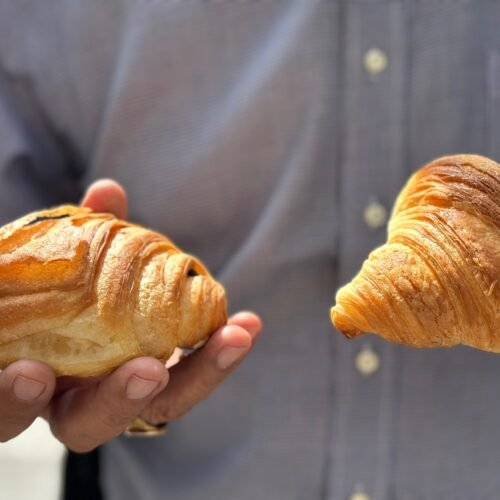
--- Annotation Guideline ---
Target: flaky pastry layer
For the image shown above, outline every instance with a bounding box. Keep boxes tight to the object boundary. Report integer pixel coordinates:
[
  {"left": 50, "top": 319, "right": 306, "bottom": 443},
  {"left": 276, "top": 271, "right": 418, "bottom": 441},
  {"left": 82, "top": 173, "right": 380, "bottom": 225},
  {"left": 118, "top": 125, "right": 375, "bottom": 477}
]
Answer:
[
  {"left": 0, "top": 206, "right": 227, "bottom": 375},
  {"left": 331, "top": 154, "right": 499, "bottom": 351}
]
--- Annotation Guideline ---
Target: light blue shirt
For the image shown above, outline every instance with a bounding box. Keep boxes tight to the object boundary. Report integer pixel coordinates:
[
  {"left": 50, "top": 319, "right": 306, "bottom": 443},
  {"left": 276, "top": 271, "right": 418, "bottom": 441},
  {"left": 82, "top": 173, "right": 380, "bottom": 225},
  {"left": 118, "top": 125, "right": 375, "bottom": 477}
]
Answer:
[{"left": 1, "top": 1, "right": 500, "bottom": 499}]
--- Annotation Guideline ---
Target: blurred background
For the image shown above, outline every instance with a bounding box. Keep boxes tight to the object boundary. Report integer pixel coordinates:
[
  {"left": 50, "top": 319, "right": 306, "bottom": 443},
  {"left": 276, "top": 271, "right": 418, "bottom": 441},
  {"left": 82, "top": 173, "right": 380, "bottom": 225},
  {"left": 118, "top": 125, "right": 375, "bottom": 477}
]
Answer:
[{"left": 0, "top": 418, "right": 65, "bottom": 499}]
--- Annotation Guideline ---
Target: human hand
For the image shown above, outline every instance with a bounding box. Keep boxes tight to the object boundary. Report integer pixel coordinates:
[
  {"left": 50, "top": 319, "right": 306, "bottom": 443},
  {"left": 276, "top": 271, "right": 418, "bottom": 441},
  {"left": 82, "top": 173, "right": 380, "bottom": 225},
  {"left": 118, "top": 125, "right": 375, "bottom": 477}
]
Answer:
[{"left": 0, "top": 179, "right": 261, "bottom": 451}]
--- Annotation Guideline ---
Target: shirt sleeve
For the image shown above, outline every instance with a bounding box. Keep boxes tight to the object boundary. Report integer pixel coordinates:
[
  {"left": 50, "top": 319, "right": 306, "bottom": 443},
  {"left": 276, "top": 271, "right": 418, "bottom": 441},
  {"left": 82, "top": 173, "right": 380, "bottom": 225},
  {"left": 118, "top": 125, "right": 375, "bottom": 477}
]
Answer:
[{"left": 0, "top": 69, "right": 83, "bottom": 225}]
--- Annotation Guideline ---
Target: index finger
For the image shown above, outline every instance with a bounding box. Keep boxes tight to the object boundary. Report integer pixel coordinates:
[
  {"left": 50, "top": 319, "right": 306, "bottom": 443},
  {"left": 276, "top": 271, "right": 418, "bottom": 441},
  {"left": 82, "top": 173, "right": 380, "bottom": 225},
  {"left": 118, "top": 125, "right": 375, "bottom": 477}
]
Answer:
[
  {"left": 49, "top": 358, "right": 168, "bottom": 453},
  {"left": 140, "top": 312, "right": 262, "bottom": 425}
]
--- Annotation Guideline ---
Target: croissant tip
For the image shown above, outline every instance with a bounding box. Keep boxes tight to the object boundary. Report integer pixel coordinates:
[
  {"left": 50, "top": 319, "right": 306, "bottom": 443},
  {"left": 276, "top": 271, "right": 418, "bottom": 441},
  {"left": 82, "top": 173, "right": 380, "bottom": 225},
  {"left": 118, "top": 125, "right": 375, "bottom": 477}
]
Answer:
[
  {"left": 330, "top": 306, "right": 365, "bottom": 339},
  {"left": 329, "top": 153, "right": 500, "bottom": 351}
]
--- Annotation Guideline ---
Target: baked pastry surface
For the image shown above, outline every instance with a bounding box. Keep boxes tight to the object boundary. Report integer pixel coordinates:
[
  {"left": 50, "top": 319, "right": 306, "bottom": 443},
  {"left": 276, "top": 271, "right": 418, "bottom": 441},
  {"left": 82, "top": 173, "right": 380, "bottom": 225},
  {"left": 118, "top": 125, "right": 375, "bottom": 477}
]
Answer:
[
  {"left": 331, "top": 155, "right": 499, "bottom": 351},
  {"left": 0, "top": 206, "right": 227, "bottom": 375}
]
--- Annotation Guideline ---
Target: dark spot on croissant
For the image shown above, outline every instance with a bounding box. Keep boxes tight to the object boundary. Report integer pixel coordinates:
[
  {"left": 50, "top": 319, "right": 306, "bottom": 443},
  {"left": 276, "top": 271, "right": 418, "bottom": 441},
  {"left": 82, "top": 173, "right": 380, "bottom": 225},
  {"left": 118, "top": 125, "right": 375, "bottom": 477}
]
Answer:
[
  {"left": 24, "top": 214, "right": 70, "bottom": 227},
  {"left": 187, "top": 269, "right": 199, "bottom": 277}
]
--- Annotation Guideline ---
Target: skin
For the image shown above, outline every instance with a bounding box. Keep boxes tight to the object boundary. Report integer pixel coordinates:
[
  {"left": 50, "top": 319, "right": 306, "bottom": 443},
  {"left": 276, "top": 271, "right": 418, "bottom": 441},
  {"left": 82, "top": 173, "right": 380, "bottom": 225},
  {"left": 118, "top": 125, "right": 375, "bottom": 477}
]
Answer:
[{"left": 0, "top": 179, "right": 262, "bottom": 452}]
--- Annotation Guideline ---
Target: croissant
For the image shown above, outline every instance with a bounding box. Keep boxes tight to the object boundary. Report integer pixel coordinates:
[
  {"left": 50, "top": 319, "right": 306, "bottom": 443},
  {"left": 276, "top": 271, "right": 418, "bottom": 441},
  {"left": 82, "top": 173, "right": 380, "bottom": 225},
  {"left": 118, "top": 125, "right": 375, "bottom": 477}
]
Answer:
[
  {"left": 0, "top": 205, "right": 227, "bottom": 376},
  {"left": 331, "top": 154, "right": 500, "bottom": 351}
]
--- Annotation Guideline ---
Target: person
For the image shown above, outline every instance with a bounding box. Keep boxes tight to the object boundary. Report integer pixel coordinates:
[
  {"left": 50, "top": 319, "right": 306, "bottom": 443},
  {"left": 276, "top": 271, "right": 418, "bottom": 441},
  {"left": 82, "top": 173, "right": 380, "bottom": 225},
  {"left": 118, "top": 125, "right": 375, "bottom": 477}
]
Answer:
[{"left": 0, "top": 1, "right": 499, "bottom": 499}]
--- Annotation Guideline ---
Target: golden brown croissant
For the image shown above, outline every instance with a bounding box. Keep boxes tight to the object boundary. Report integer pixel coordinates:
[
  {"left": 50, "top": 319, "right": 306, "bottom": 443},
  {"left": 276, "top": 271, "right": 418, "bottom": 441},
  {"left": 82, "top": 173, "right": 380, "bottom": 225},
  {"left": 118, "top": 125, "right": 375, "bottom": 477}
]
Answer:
[
  {"left": 0, "top": 205, "right": 227, "bottom": 376},
  {"left": 331, "top": 154, "right": 500, "bottom": 351}
]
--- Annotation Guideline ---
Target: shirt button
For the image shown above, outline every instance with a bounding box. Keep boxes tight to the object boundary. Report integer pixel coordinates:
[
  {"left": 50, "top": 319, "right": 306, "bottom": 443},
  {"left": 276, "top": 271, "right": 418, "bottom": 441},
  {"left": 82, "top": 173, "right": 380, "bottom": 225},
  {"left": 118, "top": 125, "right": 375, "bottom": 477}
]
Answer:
[
  {"left": 363, "top": 201, "right": 388, "bottom": 229},
  {"left": 349, "top": 492, "right": 371, "bottom": 500},
  {"left": 355, "top": 346, "right": 380, "bottom": 376},
  {"left": 363, "top": 48, "right": 388, "bottom": 75}
]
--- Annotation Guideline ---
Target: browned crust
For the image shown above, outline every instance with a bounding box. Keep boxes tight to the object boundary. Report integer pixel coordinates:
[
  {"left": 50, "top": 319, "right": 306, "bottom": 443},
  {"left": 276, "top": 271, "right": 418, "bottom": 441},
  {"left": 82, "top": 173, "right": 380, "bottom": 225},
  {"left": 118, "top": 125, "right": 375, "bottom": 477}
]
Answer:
[
  {"left": 0, "top": 205, "right": 227, "bottom": 375},
  {"left": 331, "top": 154, "right": 500, "bottom": 351}
]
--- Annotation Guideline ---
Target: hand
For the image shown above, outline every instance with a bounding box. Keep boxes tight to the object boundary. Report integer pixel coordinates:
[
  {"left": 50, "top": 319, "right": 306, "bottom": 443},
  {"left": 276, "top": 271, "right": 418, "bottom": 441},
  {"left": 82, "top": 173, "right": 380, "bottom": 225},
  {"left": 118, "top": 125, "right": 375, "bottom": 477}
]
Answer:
[{"left": 0, "top": 180, "right": 261, "bottom": 451}]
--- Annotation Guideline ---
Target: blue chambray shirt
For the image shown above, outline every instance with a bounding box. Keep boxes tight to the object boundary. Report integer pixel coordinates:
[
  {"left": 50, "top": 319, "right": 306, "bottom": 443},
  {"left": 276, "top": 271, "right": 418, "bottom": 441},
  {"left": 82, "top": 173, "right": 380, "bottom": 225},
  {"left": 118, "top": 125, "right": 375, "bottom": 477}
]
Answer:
[{"left": 0, "top": 1, "right": 500, "bottom": 499}]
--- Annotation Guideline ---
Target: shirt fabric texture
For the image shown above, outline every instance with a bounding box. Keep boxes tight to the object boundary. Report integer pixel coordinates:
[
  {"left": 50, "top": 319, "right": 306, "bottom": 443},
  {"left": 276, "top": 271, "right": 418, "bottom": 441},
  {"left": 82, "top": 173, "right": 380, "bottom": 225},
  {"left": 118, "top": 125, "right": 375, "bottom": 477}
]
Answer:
[{"left": 0, "top": 1, "right": 500, "bottom": 499}]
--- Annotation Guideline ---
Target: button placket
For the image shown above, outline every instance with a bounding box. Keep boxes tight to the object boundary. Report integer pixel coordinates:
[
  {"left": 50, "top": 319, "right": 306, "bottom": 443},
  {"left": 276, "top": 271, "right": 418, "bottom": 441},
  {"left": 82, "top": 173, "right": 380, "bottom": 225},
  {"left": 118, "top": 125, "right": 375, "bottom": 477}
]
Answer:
[
  {"left": 349, "top": 492, "right": 371, "bottom": 500},
  {"left": 363, "top": 201, "right": 388, "bottom": 230},
  {"left": 355, "top": 345, "right": 380, "bottom": 376},
  {"left": 363, "top": 48, "right": 388, "bottom": 76},
  {"left": 328, "top": 2, "right": 409, "bottom": 499}
]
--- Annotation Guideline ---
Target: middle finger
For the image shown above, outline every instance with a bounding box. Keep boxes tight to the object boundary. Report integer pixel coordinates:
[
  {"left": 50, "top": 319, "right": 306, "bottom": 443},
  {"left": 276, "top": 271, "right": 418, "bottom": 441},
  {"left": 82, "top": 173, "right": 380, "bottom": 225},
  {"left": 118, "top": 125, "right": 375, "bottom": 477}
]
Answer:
[{"left": 49, "top": 357, "right": 168, "bottom": 452}]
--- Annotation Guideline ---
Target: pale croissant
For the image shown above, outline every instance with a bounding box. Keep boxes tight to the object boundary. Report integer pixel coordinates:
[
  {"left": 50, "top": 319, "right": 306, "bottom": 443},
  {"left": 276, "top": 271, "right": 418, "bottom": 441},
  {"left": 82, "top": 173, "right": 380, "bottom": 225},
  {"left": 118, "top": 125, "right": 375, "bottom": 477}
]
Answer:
[
  {"left": 0, "top": 206, "right": 227, "bottom": 376},
  {"left": 331, "top": 154, "right": 499, "bottom": 351}
]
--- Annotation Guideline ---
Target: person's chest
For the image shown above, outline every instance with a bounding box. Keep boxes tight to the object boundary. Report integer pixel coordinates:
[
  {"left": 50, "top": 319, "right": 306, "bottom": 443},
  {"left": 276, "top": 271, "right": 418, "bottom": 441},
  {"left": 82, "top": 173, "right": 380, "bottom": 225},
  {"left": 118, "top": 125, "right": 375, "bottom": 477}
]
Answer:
[
  {"left": 2, "top": 2, "right": 500, "bottom": 499},
  {"left": 1, "top": 1, "right": 500, "bottom": 271}
]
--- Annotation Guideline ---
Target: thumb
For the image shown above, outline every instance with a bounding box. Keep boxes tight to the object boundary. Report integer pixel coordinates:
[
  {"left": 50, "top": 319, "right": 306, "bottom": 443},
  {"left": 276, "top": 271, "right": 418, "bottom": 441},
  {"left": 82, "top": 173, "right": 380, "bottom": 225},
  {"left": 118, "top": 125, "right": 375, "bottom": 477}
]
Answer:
[{"left": 80, "top": 179, "right": 128, "bottom": 219}]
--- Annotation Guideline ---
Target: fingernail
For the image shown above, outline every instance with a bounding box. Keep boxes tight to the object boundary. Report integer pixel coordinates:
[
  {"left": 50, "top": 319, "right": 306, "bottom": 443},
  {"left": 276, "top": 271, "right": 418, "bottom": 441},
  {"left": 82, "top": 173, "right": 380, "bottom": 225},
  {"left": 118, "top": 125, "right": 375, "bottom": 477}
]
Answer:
[
  {"left": 13, "top": 376, "right": 46, "bottom": 401},
  {"left": 216, "top": 347, "right": 248, "bottom": 370},
  {"left": 126, "top": 375, "right": 160, "bottom": 400}
]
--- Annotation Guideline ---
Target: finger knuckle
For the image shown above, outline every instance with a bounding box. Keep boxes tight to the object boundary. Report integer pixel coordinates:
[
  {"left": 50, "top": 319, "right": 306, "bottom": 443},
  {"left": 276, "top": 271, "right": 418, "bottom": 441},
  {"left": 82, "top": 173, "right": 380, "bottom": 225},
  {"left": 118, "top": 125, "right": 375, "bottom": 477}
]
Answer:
[
  {"left": 149, "top": 402, "right": 181, "bottom": 423},
  {"left": 0, "top": 433, "right": 16, "bottom": 444},
  {"left": 66, "top": 440, "right": 97, "bottom": 454},
  {"left": 51, "top": 411, "right": 132, "bottom": 452},
  {"left": 64, "top": 431, "right": 100, "bottom": 453},
  {"left": 51, "top": 424, "right": 97, "bottom": 453},
  {"left": 103, "top": 410, "right": 135, "bottom": 430},
  {"left": 0, "top": 415, "right": 32, "bottom": 442},
  {"left": 148, "top": 378, "right": 215, "bottom": 423},
  {"left": 1, "top": 414, "right": 26, "bottom": 428}
]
